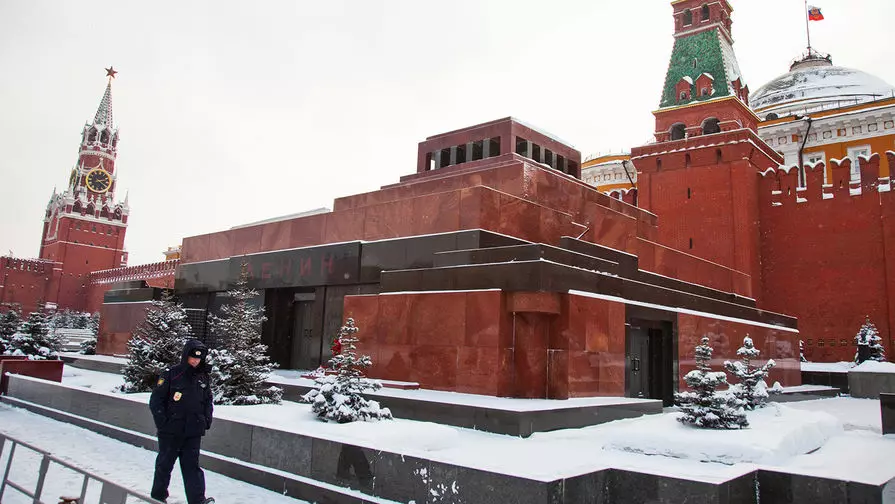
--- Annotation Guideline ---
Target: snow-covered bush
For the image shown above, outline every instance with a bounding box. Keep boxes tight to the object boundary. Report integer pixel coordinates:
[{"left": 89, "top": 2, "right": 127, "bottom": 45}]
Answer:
[
  {"left": 121, "top": 291, "right": 191, "bottom": 393},
  {"left": 302, "top": 318, "right": 392, "bottom": 423},
  {"left": 79, "top": 336, "right": 97, "bottom": 355},
  {"left": 675, "top": 336, "right": 748, "bottom": 429},
  {"left": 206, "top": 263, "right": 282, "bottom": 405},
  {"left": 6, "top": 309, "right": 60, "bottom": 360},
  {"left": 0, "top": 306, "right": 22, "bottom": 354},
  {"left": 854, "top": 316, "right": 886, "bottom": 364},
  {"left": 724, "top": 335, "right": 776, "bottom": 410},
  {"left": 79, "top": 313, "right": 99, "bottom": 355}
]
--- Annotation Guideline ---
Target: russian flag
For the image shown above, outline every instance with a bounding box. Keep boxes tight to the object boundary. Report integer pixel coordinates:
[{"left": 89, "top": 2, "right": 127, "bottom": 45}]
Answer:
[{"left": 808, "top": 6, "right": 825, "bottom": 21}]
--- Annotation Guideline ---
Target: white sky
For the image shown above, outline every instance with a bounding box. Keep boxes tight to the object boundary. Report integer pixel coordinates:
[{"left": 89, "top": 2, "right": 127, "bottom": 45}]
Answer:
[{"left": 1, "top": 0, "right": 893, "bottom": 266}]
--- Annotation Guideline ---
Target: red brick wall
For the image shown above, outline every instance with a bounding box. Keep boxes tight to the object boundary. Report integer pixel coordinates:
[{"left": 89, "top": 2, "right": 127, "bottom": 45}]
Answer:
[
  {"left": 653, "top": 98, "right": 758, "bottom": 143},
  {"left": 759, "top": 154, "right": 895, "bottom": 362},
  {"left": 0, "top": 258, "right": 55, "bottom": 314},
  {"left": 634, "top": 131, "right": 782, "bottom": 301}
]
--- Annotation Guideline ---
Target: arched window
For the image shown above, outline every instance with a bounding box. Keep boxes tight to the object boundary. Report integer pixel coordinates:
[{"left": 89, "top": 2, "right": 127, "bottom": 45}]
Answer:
[
  {"left": 100, "top": 130, "right": 110, "bottom": 144},
  {"left": 670, "top": 124, "right": 686, "bottom": 141},
  {"left": 73, "top": 201, "right": 82, "bottom": 214},
  {"left": 683, "top": 9, "right": 693, "bottom": 25},
  {"left": 702, "top": 117, "right": 721, "bottom": 135},
  {"left": 680, "top": 91, "right": 689, "bottom": 101},
  {"left": 87, "top": 128, "right": 98, "bottom": 143},
  {"left": 701, "top": 87, "right": 709, "bottom": 97},
  {"left": 701, "top": 4, "right": 710, "bottom": 21},
  {"left": 765, "top": 113, "right": 779, "bottom": 121}
]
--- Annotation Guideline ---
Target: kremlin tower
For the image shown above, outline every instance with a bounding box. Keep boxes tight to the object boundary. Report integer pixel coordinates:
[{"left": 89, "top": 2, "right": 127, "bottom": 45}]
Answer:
[
  {"left": 1, "top": 69, "right": 130, "bottom": 314},
  {"left": 630, "top": 0, "right": 780, "bottom": 302}
]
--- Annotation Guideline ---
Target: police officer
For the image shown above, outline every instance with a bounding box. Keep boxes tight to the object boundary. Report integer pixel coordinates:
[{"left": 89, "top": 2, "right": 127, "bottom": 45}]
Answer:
[{"left": 149, "top": 339, "right": 215, "bottom": 504}]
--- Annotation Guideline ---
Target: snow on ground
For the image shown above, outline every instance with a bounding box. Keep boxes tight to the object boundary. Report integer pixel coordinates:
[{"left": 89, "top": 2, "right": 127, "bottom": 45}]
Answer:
[
  {"left": 53, "top": 369, "right": 895, "bottom": 485},
  {"left": 800, "top": 361, "right": 855, "bottom": 373},
  {"left": 787, "top": 396, "right": 883, "bottom": 433},
  {"left": 270, "top": 369, "right": 651, "bottom": 412},
  {"left": 852, "top": 360, "right": 895, "bottom": 373},
  {"left": 601, "top": 403, "right": 839, "bottom": 465},
  {"left": 62, "top": 365, "right": 126, "bottom": 392},
  {"left": 0, "top": 404, "right": 309, "bottom": 504}
]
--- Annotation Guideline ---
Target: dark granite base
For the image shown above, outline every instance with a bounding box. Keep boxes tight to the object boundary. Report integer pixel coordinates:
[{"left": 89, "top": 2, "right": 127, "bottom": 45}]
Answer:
[
  {"left": 849, "top": 371, "right": 895, "bottom": 399},
  {"left": 882, "top": 393, "right": 895, "bottom": 435},
  {"left": 277, "top": 381, "right": 663, "bottom": 437},
  {"left": 770, "top": 386, "right": 840, "bottom": 403},
  {"left": 5, "top": 376, "right": 895, "bottom": 504},
  {"left": 757, "top": 470, "right": 894, "bottom": 504},
  {"left": 802, "top": 370, "right": 850, "bottom": 395}
]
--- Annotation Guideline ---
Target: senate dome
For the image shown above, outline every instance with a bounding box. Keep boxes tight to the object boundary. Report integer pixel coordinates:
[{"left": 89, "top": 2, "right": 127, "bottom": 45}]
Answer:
[{"left": 750, "top": 50, "right": 895, "bottom": 119}]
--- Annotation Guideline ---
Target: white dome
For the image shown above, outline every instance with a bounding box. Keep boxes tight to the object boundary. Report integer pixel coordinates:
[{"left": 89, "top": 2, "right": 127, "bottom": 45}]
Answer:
[{"left": 751, "top": 53, "right": 895, "bottom": 119}]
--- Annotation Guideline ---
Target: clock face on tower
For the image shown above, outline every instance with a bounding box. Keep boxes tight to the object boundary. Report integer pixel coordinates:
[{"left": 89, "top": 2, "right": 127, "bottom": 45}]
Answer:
[{"left": 86, "top": 168, "right": 112, "bottom": 193}]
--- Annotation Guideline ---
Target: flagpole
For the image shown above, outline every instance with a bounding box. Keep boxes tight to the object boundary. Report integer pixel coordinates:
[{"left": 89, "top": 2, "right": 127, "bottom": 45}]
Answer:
[{"left": 805, "top": 0, "right": 812, "bottom": 51}]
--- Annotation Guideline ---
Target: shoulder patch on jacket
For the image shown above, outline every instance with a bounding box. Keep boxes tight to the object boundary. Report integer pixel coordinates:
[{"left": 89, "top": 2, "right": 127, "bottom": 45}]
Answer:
[{"left": 157, "top": 378, "right": 165, "bottom": 386}]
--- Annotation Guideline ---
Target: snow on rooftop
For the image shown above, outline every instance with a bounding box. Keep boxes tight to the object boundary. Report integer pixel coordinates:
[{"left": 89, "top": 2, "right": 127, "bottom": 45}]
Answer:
[
  {"left": 230, "top": 207, "right": 331, "bottom": 230},
  {"left": 752, "top": 59, "right": 895, "bottom": 117}
]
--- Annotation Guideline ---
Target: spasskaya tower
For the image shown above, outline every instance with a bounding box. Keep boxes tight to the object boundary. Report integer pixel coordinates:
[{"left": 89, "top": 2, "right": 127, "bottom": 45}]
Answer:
[{"left": 37, "top": 67, "right": 131, "bottom": 311}]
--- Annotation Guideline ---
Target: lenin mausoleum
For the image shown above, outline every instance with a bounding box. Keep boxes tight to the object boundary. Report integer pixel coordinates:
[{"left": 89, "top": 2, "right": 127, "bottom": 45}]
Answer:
[{"left": 5, "top": 0, "right": 895, "bottom": 403}]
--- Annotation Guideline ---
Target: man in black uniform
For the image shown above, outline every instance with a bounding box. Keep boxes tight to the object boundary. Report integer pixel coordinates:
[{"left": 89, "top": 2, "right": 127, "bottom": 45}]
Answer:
[{"left": 149, "top": 339, "right": 215, "bottom": 504}]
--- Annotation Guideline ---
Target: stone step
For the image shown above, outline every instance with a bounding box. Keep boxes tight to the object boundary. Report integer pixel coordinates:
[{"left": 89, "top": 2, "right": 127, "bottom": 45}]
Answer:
[
  {"left": 432, "top": 243, "right": 620, "bottom": 275},
  {"left": 5, "top": 375, "right": 893, "bottom": 504}
]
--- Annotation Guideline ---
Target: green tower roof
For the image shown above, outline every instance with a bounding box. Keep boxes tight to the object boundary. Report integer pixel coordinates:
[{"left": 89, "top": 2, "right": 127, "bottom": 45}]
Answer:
[{"left": 659, "top": 29, "right": 743, "bottom": 109}]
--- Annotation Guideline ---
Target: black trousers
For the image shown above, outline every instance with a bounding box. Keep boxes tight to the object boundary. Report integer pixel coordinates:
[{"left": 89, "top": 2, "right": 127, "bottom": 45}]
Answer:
[{"left": 151, "top": 434, "right": 205, "bottom": 504}]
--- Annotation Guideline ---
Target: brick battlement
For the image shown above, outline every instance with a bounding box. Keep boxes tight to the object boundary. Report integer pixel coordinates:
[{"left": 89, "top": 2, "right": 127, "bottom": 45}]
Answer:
[
  {"left": 89, "top": 260, "right": 179, "bottom": 286},
  {"left": 1, "top": 257, "right": 54, "bottom": 274},
  {"left": 631, "top": 128, "right": 783, "bottom": 167},
  {"left": 761, "top": 152, "right": 895, "bottom": 207}
]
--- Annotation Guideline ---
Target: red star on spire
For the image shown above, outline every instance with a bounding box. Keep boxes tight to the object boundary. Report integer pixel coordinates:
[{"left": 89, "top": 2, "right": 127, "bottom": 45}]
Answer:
[{"left": 105, "top": 66, "right": 118, "bottom": 79}]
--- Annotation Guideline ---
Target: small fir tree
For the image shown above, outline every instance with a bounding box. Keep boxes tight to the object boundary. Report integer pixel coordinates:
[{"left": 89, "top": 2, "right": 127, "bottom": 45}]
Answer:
[
  {"left": 7, "top": 308, "right": 60, "bottom": 360},
  {"left": 206, "top": 263, "right": 282, "bottom": 405},
  {"left": 302, "top": 318, "right": 393, "bottom": 423},
  {"left": 0, "top": 306, "right": 23, "bottom": 354},
  {"left": 121, "top": 291, "right": 192, "bottom": 393},
  {"left": 675, "top": 336, "right": 748, "bottom": 429},
  {"left": 854, "top": 316, "right": 886, "bottom": 364},
  {"left": 724, "top": 335, "right": 776, "bottom": 410},
  {"left": 799, "top": 340, "right": 807, "bottom": 363}
]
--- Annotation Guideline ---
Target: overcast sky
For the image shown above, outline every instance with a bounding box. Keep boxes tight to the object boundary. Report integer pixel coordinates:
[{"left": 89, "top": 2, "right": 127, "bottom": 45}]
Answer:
[{"left": 1, "top": 0, "right": 893, "bottom": 266}]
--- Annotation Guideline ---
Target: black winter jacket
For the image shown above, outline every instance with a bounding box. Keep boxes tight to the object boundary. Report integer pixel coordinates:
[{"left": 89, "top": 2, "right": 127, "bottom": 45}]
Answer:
[{"left": 149, "top": 339, "right": 214, "bottom": 437}]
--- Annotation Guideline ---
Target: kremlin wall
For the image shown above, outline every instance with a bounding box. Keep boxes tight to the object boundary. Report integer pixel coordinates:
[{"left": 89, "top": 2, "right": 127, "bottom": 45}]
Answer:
[{"left": 3, "top": 1, "right": 894, "bottom": 403}]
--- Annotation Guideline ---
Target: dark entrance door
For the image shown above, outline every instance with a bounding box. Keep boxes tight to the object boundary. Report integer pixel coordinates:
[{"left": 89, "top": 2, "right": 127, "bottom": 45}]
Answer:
[
  {"left": 263, "top": 288, "right": 295, "bottom": 369},
  {"left": 626, "top": 319, "right": 674, "bottom": 405},
  {"left": 291, "top": 295, "right": 317, "bottom": 370}
]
